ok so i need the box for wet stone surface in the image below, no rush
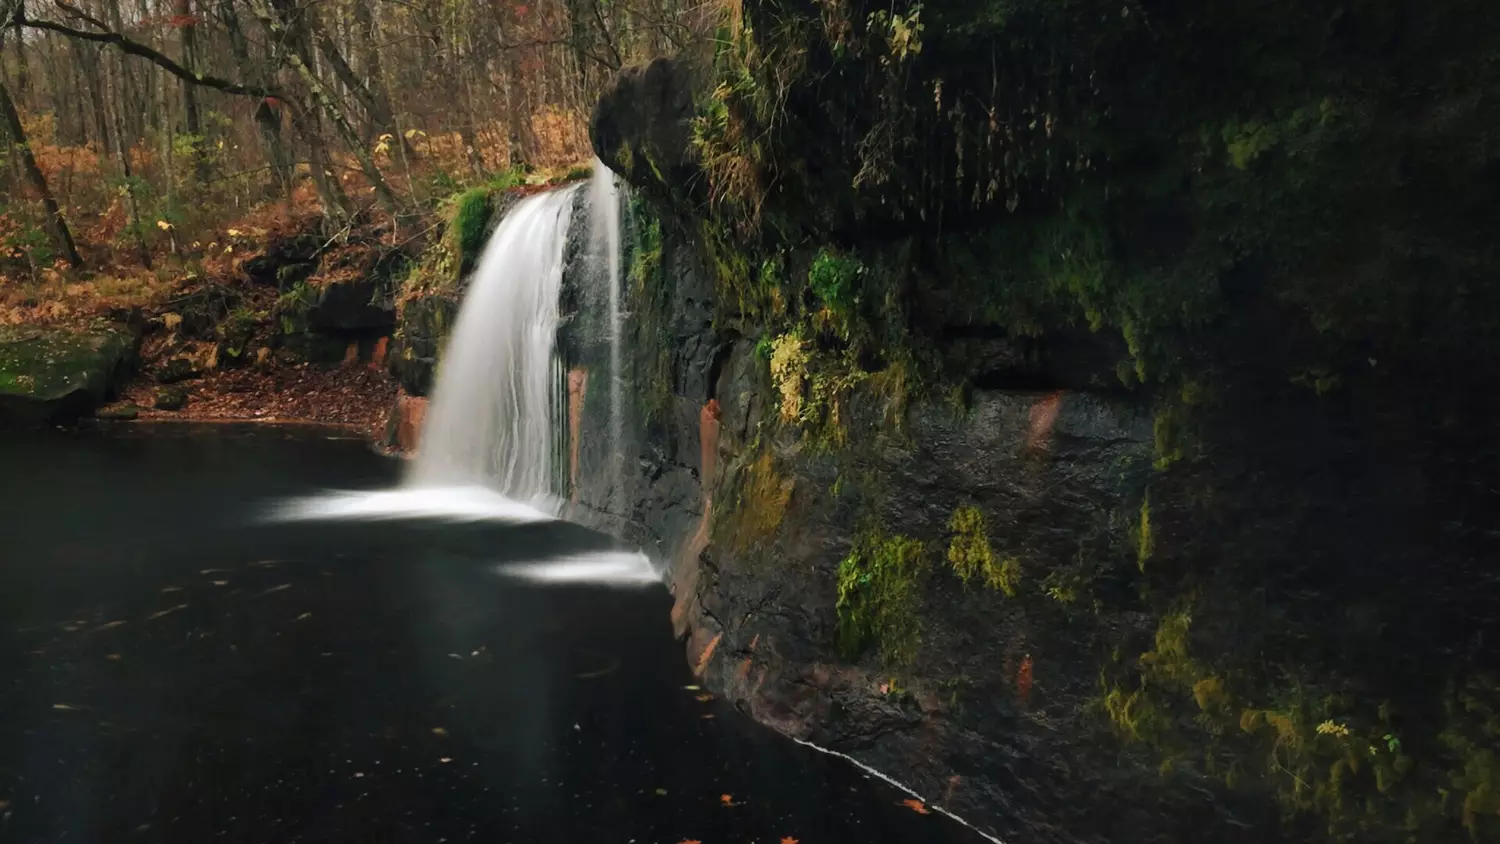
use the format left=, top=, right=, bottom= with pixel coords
left=0, top=425, right=989, bottom=844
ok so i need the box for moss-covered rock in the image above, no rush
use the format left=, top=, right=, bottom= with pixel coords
left=154, top=386, right=188, bottom=411
left=0, top=325, right=137, bottom=428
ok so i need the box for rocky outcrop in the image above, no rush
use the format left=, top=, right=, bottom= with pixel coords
left=0, top=324, right=137, bottom=428
left=590, top=57, right=702, bottom=202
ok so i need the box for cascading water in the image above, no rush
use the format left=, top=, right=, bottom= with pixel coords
left=586, top=159, right=624, bottom=504
left=267, top=177, right=656, bottom=585
left=408, top=186, right=577, bottom=500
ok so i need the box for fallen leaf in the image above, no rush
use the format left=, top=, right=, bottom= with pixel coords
left=700, top=714, right=716, bottom=720
left=677, top=840, right=702, bottom=844
left=654, top=788, right=668, bottom=796
left=147, top=604, right=188, bottom=620
left=720, top=793, right=735, bottom=806
left=296, top=612, right=312, bottom=621
left=353, top=772, right=365, bottom=778
left=900, top=798, right=931, bottom=815
left=683, top=685, right=701, bottom=691
left=431, top=727, right=448, bottom=737
left=781, top=838, right=799, bottom=844
left=439, top=757, right=452, bottom=764
left=695, top=693, right=714, bottom=702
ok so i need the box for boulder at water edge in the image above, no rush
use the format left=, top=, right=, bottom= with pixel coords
left=0, top=325, right=137, bottom=428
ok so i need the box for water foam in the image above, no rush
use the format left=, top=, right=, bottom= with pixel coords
left=494, top=550, right=659, bottom=585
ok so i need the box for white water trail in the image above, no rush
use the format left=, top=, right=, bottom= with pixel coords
left=265, top=182, right=661, bottom=587
left=409, top=186, right=579, bottom=500
left=587, top=159, right=624, bottom=505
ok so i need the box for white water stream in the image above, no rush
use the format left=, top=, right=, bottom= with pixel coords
left=269, top=179, right=652, bottom=586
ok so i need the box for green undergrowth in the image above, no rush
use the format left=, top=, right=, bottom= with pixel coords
left=836, top=522, right=929, bottom=666
left=946, top=505, right=1022, bottom=597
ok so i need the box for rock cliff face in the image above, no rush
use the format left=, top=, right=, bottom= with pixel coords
left=562, top=6, right=1500, bottom=840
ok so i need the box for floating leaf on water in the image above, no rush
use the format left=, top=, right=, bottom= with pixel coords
left=900, top=798, right=931, bottom=814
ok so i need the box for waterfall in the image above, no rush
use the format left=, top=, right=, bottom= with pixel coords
left=586, top=159, right=624, bottom=505
left=407, top=185, right=579, bottom=502
left=265, top=176, right=658, bottom=585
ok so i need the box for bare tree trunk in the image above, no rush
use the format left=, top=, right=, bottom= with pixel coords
left=350, top=0, right=405, bottom=156
left=248, top=0, right=400, bottom=215
left=0, top=75, right=83, bottom=267
left=8, top=3, right=29, bottom=104
left=289, top=105, right=350, bottom=223
left=175, top=0, right=209, bottom=184
left=99, top=34, right=152, bottom=269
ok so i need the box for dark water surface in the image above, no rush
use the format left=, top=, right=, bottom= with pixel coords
left=0, top=425, right=986, bottom=844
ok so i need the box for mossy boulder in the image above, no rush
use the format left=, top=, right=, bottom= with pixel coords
left=591, top=57, right=702, bottom=202
left=389, top=292, right=460, bottom=396
left=154, top=386, right=188, bottom=411
left=154, top=357, right=201, bottom=384
left=0, top=325, right=137, bottom=428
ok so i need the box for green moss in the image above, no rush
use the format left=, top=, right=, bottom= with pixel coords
left=450, top=186, right=494, bottom=275
left=946, top=505, right=1018, bottom=597
left=1137, top=493, right=1155, bottom=571
left=0, top=326, right=131, bottom=401
left=808, top=247, right=864, bottom=328
left=836, top=524, right=929, bottom=666
left=720, top=451, right=794, bottom=553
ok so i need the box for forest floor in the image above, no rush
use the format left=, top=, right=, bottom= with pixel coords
left=4, top=186, right=402, bottom=439
left=107, top=362, right=399, bottom=439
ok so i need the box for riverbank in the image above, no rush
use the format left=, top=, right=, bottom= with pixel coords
left=101, top=359, right=398, bottom=441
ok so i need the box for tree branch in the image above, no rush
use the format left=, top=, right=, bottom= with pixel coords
left=12, top=9, right=285, bottom=101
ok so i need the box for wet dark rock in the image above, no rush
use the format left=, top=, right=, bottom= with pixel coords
left=389, top=293, right=459, bottom=396
left=154, top=386, right=189, bottom=411
left=163, top=287, right=240, bottom=339
left=214, top=312, right=258, bottom=370
left=154, top=357, right=202, bottom=384
left=242, top=234, right=322, bottom=286
left=591, top=57, right=702, bottom=199
left=0, top=325, right=138, bottom=428
left=306, top=276, right=395, bottom=333
left=276, top=261, right=319, bottom=291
